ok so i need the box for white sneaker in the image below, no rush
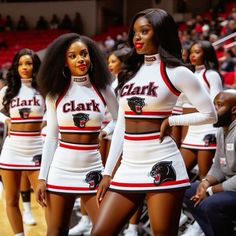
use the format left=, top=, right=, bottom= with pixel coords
left=23, top=210, right=36, bottom=225
left=179, top=211, right=188, bottom=226
left=69, top=217, right=92, bottom=235
left=123, top=227, right=138, bottom=236
left=181, top=221, right=205, bottom=236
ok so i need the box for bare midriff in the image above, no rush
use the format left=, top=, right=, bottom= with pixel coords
left=60, top=132, right=99, bottom=144
left=183, top=107, right=198, bottom=114
left=125, top=117, right=164, bottom=133
left=10, top=122, right=43, bottom=132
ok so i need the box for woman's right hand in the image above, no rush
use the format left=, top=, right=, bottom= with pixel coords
left=35, top=179, right=47, bottom=207
left=96, top=175, right=111, bottom=207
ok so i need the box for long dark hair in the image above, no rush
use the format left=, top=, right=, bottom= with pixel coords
left=116, top=8, right=186, bottom=93
left=3, top=48, right=41, bottom=112
left=37, top=33, right=112, bottom=98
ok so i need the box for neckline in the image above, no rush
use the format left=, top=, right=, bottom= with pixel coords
left=144, top=54, right=160, bottom=65
left=21, top=78, right=32, bottom=87
left=71, top=74, right=90, bottom=86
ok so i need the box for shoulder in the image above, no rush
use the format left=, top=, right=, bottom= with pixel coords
left=205, top=70, right=221, bottom=78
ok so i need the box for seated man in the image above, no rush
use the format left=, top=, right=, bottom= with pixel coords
left=183, top=89, right=236, bottom=236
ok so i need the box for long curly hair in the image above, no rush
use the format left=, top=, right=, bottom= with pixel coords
left=116, top=8, right=186, bottom=94
left=3, top=48, right=41, bottom=113
left=37, top=33, right=112, bottom=98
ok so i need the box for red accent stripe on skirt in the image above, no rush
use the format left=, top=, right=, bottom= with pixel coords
left=0, top=162, right=40, bottom=167
left=59, top=142, right=98, bottom=150
left=111, top=178, right=189, bottom=187
left=182, top=143, right=216, bottom=147
left=47, top=184, right=96, bottom=191
left=124, top=134, right=160, bottom=140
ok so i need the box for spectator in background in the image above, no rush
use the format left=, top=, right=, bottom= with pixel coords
left=104, top=36, right=115, bottom=53
left=0, top=14, right=6, bottom=32
left=36, top=16, right=49, bottom=30
left=71, top=12, right=84, bottom=34
left=49, top=14, right=60, bottom=29
left=5, top=15, right=14, bottom=31
left=60, top=14, right=72, bottom=30
left=16, top=15, right=29, bottom=31
left=220, top=49, right=235, bottom=72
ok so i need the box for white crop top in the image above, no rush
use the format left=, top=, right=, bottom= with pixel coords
left=103, top=54, right=218, bottom=176
left=0, top=79, right=45, bottom=123
left=38, top=75, right=119, bottom=180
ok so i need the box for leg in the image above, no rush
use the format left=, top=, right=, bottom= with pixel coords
left=99, top=139, right=109, bottom=166
left=1, top=169, right=23, bottom=234
left=81, top=195, right=98, bottom=223
left=197, top=150, right=215, bottom=180
left=45, top=192, right=76, bottom=236
left=180, top=148, right=197, bottom=175
left=146, top=189, right=185, bottom=236
left=91, top=191, right=145, bottom=236
left=20, top=171, right=36, bottom=225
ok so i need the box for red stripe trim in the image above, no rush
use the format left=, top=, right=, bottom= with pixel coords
left=125, top=111, right=171, bottom=116
left=47, top=184, right=94, bottom=191
left=202, top=69, right=210, bottom=88
left=91, top=84, right=106, bottom=106
left=56, top=83, right=70, bottom=108
left=0, top=163, right=40, bottom=167
left=59, top=126, right=100, bottom=131
left=111, top=179, right=189, bottom=187
left=9, top=132, right=41, bottom=136
left=182, top=142, right=216, bottom=147
left=59, top=142, right=98, bottom=150
left=11, top=116, right=43, bottom=120
left=124, top=134, right=160, bottom=140
left=160, top=61, right=181, bottom=96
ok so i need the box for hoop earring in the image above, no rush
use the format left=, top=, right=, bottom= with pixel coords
left=90, top=62, right=93, bottom=72
left=62, top=66, right=69, bottom=78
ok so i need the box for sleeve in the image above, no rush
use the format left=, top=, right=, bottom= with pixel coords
left=167, top=66, right=217, bottom=126
left=103, top=104, right=125, bottom=176
left=38, top=95, right=59, bottom=180
left=205, top=70, right=223, bottom=100
left=101, top=86, right=119, bottom=136
left=0, top=86, right=10, bottom=123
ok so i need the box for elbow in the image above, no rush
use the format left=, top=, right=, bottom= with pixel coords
left=207, top=110, right=218, bottom=124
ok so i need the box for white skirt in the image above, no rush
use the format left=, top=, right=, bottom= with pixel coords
left=110, top=132, right=190, bottom=192
left=181, top=124, right=218, bottom=150
left=0, top=131, right=43, bottom=170
left=46, top=140, right=103, bottom=194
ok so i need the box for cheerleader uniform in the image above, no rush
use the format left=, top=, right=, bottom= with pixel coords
left=103, top=54, right=217, bottom=192
left=38, top=75, right=118, bottom=194
left=181, top=67, right=223, bottom=150
left=0, top=79, right=45, bottom=170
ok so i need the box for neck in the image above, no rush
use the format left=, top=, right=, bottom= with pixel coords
left=195, top=65, right=205, bottom=72
left=71, top=74, right=90, bottom=85
left=21, top=78, right=32, bottom=87
left=144, top=53, right=160, bottom=65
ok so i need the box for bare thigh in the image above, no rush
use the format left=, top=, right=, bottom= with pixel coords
left=81, top=194, right=98, bottom=223
left=180, top=148, right=197, bottom=171
left=91, top=190, right=145, bottom=236
left=147, top=190, right=185, bottom=236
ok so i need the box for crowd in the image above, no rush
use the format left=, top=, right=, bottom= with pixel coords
left=0, top=5, right=235, bottom=236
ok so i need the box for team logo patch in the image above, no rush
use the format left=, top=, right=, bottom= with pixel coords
left=72, top=113, right=89, bottom=128
left=149, top=161, right=176, bottom=186
left=127, top=96, right=145, bottom=114
left=32, top=154, right=42, bottom=166
left=19, top=108, right=31, bottom=119
left=85, top=170, right=102, bottom=190
left=203, top=134, right=216, bottom=146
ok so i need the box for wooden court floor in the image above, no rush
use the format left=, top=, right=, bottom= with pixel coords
left=0, top=189, right=47, bottom=236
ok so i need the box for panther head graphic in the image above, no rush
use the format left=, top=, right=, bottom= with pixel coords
left=149, top=161, right=176, bottom=186
left=85, top=170, right=102, bottom=190
left=72, top=113, right=89, bottom=128
left=19, top=108, right=31, bottom=119
left=32, top=154, right=42, bottom=166
left=127, top=96, right=145, bottom=114
left=203, top=134, right=216, bottom=146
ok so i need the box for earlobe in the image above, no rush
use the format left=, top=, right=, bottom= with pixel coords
left=232, top=106, right=236, bottom=114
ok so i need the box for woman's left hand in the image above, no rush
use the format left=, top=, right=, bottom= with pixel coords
left=160, top=118, right=171, bottom=142
left=96, top=175, right=111, bottom=207
left=98, top=130, right=107, bottom=142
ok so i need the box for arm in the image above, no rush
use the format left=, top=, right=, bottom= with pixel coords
left=168, top=66, right=217, bottom=126
left=100, top=86, right=119, bottom=136
left=205, top=70, right=223, bottom=100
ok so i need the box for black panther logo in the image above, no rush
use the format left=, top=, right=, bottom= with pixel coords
left=32, top=154, right=42, bottom=166
left=127, top=96, right=145, bottom=114
left=72, top=113, right=89, bottom=128
left=19, top=108, right=31, bottom=119
left=149, top=161, right=176, bottom=186
left=85, top=170, right=102, bottom=190
left=203, top=134, right=216, bottom=146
